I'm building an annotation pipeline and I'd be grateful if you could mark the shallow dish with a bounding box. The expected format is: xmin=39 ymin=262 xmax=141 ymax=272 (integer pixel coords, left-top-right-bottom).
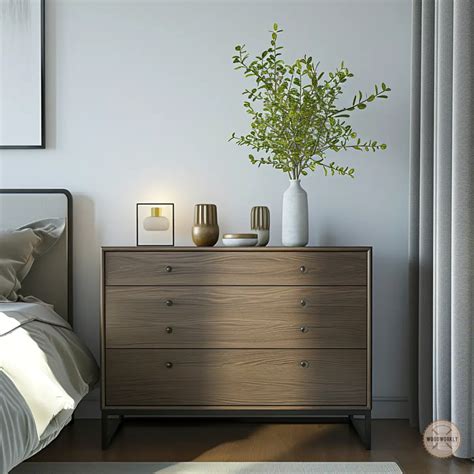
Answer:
xmin=222 ymin=233 xmax=258 ymax=247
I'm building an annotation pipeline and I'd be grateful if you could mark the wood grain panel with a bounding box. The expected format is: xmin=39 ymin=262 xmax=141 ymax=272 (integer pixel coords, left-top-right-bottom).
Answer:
xmin=105 ymin=251 xmax=367 ymax=286
xmin=105 ymin=286 xmax=366 ymax=349
xmin=105 ymin=349 xmax=367 ymax=407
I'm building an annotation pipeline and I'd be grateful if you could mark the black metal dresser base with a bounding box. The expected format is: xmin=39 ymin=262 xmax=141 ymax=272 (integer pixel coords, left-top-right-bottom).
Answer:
xmin=101 ymin=409 xmax=372 ymax=450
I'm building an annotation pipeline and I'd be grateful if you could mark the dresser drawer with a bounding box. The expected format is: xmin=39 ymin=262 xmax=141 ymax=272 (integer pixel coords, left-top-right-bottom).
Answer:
xmin=105 ymin=251 xmax=367 ymax=286
xmin=105 ymin=286 xmax=367 ymax=349
xmin=105 ymin=349 xmax=367 ymax=407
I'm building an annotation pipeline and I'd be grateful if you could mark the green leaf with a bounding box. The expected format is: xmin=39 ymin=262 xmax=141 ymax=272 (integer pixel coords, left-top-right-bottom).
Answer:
xmin=273 ymin=23 xmax=278 ymax=31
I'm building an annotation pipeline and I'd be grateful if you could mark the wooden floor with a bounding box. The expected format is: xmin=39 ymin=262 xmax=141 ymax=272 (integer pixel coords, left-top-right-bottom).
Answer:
xmin=30 ymin=419 xmax=473 ymax=473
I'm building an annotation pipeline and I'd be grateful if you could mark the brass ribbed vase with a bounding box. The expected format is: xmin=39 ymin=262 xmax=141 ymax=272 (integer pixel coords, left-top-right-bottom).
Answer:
xmin=192 ymin=204 xmax=219 ymax=247
xmin=251 ymin=206 xmax=270 ymax=246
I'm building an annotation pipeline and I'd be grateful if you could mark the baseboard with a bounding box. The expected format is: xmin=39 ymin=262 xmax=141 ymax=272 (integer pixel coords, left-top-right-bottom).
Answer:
xmin=372 ymin=397 xmax=408 ymax=419
xmin=76 ymin=393 xmax=408 ymax=420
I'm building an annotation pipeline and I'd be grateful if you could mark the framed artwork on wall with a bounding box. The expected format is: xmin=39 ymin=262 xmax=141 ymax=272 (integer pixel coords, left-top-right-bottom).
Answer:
xmin=136 ymin=203 xmax=175 ymax=246
xmin=0 ymin=0 xmax=45 ymax=148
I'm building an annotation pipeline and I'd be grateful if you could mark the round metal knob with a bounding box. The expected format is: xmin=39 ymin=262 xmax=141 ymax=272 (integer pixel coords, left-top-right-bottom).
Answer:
xmin=300 ymin=299 xmax=306 ymax=307
xmin=166 ymin=362 xmax=173 ymax=368
xmin=300 ymin=326 xmax=308 ymax=333
xmin=300 ymin=360 xmax=309 ymax=368
xmin=165 ymin=327 xmax=173 ymax=334
xmin=300 ymin=265 xmax=306 ymax=273
xmin=165 ymin=300 xmax=173 ymax=307
xmin=165 ymin=265 xmax=172 ymax=273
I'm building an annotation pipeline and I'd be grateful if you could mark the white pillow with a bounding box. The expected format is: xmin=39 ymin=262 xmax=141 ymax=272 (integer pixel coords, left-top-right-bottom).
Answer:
xmin=0 ymin=218 xmax=65 ymax=301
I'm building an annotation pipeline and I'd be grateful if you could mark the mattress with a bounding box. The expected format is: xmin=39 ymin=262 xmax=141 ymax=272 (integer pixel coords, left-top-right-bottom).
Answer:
xmin=0 ymin=302 xmax=99 ymax=474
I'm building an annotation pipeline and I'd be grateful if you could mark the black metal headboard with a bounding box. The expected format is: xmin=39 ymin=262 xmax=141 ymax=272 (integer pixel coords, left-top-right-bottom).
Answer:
xmin=0 ymin=189 xmax=73 ymax=327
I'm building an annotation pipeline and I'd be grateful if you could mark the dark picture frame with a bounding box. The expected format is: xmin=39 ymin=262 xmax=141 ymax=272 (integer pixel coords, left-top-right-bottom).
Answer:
xmin=136 ymin=202 xmax=175 ymax=247
xmin=0 ymin=0 xmax=45 ymax=149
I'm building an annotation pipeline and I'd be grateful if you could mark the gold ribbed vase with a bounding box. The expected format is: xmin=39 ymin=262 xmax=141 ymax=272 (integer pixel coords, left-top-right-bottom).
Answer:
xmin=251 ymin=206 xmax=270 ymax=246
xmin=192 ymin=204 xmax=219 ymax=247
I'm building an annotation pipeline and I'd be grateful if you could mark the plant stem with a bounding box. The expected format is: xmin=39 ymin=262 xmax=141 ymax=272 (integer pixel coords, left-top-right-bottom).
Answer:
xmin=331 ymin=90 xmax=388 ymax=117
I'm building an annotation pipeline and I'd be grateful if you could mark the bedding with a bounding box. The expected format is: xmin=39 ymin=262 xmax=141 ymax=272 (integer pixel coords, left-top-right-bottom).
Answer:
xmin=0 ymin=219 xmax=65 ymax=301
xmin=0 ymin=302 xmax=99 ymax=474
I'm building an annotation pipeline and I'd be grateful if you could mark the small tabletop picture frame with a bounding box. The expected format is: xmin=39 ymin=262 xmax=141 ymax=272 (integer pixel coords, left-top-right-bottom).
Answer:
xmin=136 ymin=203 xmax=174 ymax=246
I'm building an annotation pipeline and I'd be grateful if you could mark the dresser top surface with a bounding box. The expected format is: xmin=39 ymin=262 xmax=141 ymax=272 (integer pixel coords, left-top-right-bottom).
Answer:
xmin=102 ymin=246 xmax=372 ymax=252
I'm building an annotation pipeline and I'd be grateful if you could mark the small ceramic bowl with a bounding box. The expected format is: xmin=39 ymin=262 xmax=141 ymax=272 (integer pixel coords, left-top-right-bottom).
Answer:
xmin=222 ymin=233 xmax=258 ymax=247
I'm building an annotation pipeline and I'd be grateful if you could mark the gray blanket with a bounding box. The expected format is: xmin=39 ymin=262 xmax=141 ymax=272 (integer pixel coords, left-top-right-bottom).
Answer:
xmin=0 ymin=302 xmax=99 ymax=474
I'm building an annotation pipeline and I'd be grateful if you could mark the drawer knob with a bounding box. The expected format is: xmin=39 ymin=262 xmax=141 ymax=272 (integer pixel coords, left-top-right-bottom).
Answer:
xmin=166 ymin=362 xmax=173 ymax=368
xmin=165 ymin=326 xmax=173 ymax=334
xmin=165 ymin=300 xmax=173 ymax=307
xmin=300 ymin=265 xmax=306 ymax=273
xmin=300 ymin=299 xmax=306 ymax=307
xmin=165 ymin=265 xmax=173 ymax=273
xmin=300 ymin=360 xmax=309 ymax=368
xmin=300 ymin=326 xmax=308 ymax=333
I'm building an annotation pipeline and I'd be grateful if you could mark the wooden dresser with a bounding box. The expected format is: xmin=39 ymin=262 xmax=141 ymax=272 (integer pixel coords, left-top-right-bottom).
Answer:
xmin=101 ymin=247 xmax=372 ymax=448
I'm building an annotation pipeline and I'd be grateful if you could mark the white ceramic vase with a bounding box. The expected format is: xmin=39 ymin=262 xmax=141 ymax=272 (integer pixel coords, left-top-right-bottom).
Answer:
xmin=282 ymin=179 xmax=308 ymax=247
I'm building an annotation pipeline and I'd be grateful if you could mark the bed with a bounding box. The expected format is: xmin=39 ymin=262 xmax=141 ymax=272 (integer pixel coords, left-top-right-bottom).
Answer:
xmin=0 ymin=189 xmax=99 ymax=474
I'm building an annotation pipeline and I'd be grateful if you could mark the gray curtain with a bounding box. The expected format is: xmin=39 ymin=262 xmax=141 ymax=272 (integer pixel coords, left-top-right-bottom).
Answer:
xmin=409 ymin=0 xmax=474 ymax=459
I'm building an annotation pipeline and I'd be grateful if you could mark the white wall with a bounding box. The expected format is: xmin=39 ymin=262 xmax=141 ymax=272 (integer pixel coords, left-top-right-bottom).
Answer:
xmin=0 ymin=0 xmax=412 ymax=418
